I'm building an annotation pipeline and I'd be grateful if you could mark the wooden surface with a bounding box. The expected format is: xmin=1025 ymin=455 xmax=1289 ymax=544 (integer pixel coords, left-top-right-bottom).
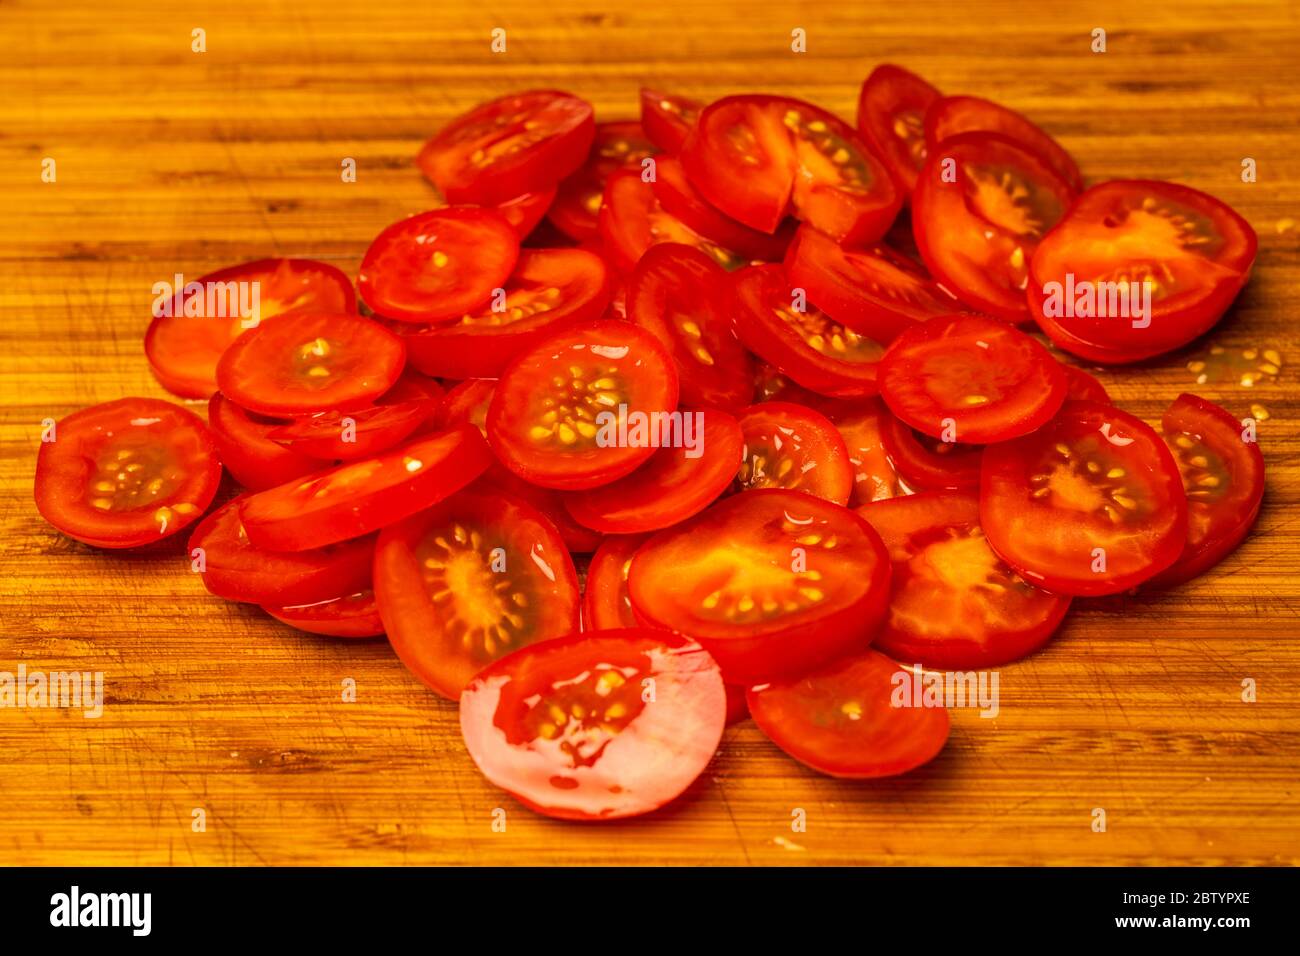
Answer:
xmin=2 ymin=0 xmax=1299 ymax=866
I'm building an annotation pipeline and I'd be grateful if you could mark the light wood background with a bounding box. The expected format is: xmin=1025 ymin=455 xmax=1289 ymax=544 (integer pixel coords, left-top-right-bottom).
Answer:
xmin=1 ymin=0 xmax=1298 ymax=865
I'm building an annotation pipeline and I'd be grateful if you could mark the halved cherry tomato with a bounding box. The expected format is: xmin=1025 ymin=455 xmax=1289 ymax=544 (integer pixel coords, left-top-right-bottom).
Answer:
xmin=784 ymin=225 xmax=960 ymax=342
xmin=681 ymin=94 xmax=902 ymax=244
xmin=640 ymin=88 xmax=702 ymax=153
xmin=628 ymin=488 xmax=891 ymax=683
xmin=396 ymin=248 xmax=611 ymax=379
xmin=626 ymin=243 xmax=754 ymax=411
xmin=879 ymin=313 xmax=1068 ymax=443
xmin=264 ymin=590 xmax=385 ymax=638
xmin=747 ymin=649 xmax=949 ymax=778
xmin=266 ymin=399 xmax=440 ymax=461
xmin=912 ymin=131 xmax=1076 ymax=320
xmin=1061 ymin=364 xmax=1112 ymax=404
xmin=357 ymin=207 xmax=519 ymax=324
xmin=495 ymin=187 xmax=558 ymax=239
xmin=981 ymin=400 xmax=1188 ymax=595
xmin=565 ymin=407 xmax=744 ymax=533
xmin=215 ymin=310 xmax=405 ymax=417
xmin=652 ymin=156 xmax=794 ymax=262
xmin=35 ymin=398 xmax=221 ymax=549
xmin=856 ymin=63 xmax=941 ymax=197
xmin=736 ymin=402 xmax=853 ymax=505
xmin=238 ymin=423 xmax=492 ymax=551
xmin=189 ymin=499 xmax=374 ymax=605
xmin=376 ymin=488 xmax=580 ymax=700
xmin=858 ymin=491 xmax=1071 ymax=668
xmin=460 ymin=628 xmax=725 ymax=820
xmin=144 ymin=258 xmax=356 ymax=399
xmin=416 ymin=90 xmax=595 ymax=204
xmin=1029 ymin=181 xmax=1258 ymax=362
xmin=811 ymin=397 xmax=899 ymax=506
xmin=597 ymin=168 xmax=745 ymax=273
xmin=487 ymin=319 xmax=679 ymax=490
xmin=880 ymin=412 xmax=983 ymax=491
xmin=1151 ymin=393 xmax=1265 ymax=587
xmin=583 ymin=533 xmax=648 ymax=630
xmin=548 ymin=122 xmax=656 ymax=242
xmin=731 ymin=264 xmax=885 ymax=398
xmin=207 ymin=393 xmax=320 ymax=491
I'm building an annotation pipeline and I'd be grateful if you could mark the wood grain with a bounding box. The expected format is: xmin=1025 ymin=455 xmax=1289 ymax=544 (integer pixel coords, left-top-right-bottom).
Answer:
xmin=2 ymin=0 xmax=1299 ymax=865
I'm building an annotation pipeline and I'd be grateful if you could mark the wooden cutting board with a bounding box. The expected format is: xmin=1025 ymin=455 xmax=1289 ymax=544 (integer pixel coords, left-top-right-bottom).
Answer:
xmin=2 ymin=0 xmax=1298 ymax=865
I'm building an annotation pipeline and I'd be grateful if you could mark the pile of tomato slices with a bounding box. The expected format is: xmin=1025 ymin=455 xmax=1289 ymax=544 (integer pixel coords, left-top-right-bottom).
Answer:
xmin=33 ymin=67 xmax=1268 ymax=821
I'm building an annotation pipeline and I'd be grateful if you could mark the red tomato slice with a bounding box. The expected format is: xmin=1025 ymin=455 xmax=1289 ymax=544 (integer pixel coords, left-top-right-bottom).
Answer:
xmin=583 ymin=533 xmax=649 ymax=630
xmin=357 ymin=207 xmax=519 ymax=324
xmin=435 ymin=377 xmax=496 ymax=433
xmin=752 ymin=361 xmax=822 ymax=406
xmin=496 ymin=187 xmax=557 ymax=239
xmin=681 ymin=94 xmax=902 ymax=243
xmin=486 ymin=319 xmax=680 ymax=490
xmin=264 ymin=590 xmax=385 ymax=638
xmin=1061 ymin=364 xmax=1112 ymax=404
xmin=856 ymin=63 xmax=942 ymax=197
xmin=238 ymin=423 xmax=492 ymax=551
xmin=878 ymin=313 xmax=1068 ymax=443
xmin=747 ymin=649 xmax=949 ymax=778
xmin=1029 ymin=181 xmax=1258 ymax=362
xmin=266 ymin=398 xmax=440 ymax=461
xmin=880 ymin=412 xmax=983 ymax=491
xmin=912 ymin=132 xmax=1076 ymax=320
xmin=858 ymin=491 xmax=1071 ymax=668
xmin=652 ymin=156 xmax=795 ymax=262
xmin=784 ymin=224 xmax=960 ymax=342
xmin=925 ymin=94 xmax=1083 ymax=192
xmin=548 ymin=122 xmax=656 ymax=242
xmin=416 ymin=90 xmax=595 ymax=204
xmin=207 ymin=393 xmax=320 ymax=491
xmin=626 ymin=243 xmax=755 ymax=411
xmin=981 ymin=400 xmax=1188 ymax=595
xmin=731 ymin=264 xmax=885 ymax=398
xmin=460 ymin=628 xmax=725 ymax=820
xmin=35 ymin=398 xmax=221 ymax=549
xmin=215 ymin=310 xmax=405 ymax=417
xmin=723 ymin=683 xmax=750 ymax=725
xmin=628 ymin=489 xmax=892 ymax=684
xmin=565 ymin=407 xmax=744 ymax=533
xmin=144 ymin=258 xmax=356 ymax=399
xmin=1151 ymin=393 xmax=1265 ymax=587
xmin=737 ymin=402 xmax=854 ymax=505
xmin=640 ymin=88 xmax=702 ymax=153
xmin=189 ymin=498 xmax=375 ymax=605
xmin=396 ymin=248 xmax=611 ymax=379
xmin=811 ymin=397 xmax=899 ymax=506
xmin=376 ymin=488 xmax=580 ymax=700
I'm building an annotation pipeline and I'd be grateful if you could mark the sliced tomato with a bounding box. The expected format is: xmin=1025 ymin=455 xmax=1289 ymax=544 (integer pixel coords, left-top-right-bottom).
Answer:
xmin=416 ymin=90 xmax=595 ymax=204
xmin=640 ymin=88 xmax=702 ymax=153
xmin=460 ymin=628 xmax=725 ymax=820
xmin=747 ymin=649 xmax=949 ymax=778
xmin=811 ymin=397 xmax=899 ymax=506
xmin=238 ymin=423 xmax=492 ymax=551
xmin=597 ymin=168 xmax=745 ymax=273
xmin=723 ymin=683 xmax=750 ymax=725
xmin=912 ymin=131 xmax=1076 ymax=320
xmin=856 ymin=63 xmax=942 ymax=197
xmin=565 ymin=407 xmax=744 ymax=533
xmin=376 ymin=488 xmax=580 ymax=700
xmin=880 ymin=412 xmax=983 ymax=491
xmin=207 ymin=393 xmax=320 ymax=491
xmin=980 ymin=400 xmax=1188 ymax=595
xmin=496 ymin=187 xmax=558 ymax=239
xmin=486 ymin=319 xmax=679 ymax=490
xmin=435 ymin=377 xmax=496 ymax=433
xmin=736 ymin=402 xmax=853 ymax=505
xmin=1029 ymin=181 xmax=1258 ymax=362
xmin=1062 ymin=364 xmax=1112 ymax=404
xmin=374 ymin=370 xmax=446 ymax=434
xmin=752 ymin=361 xmax=822 ymax=406
xmin=548 ymin=122 xmax=656 ymax=242
xmin=583 ymin=533 xmax=649 ymax=630
xmin=626 ymin=243 xmax=754 ymax=411
xmin=266 ymin=399 xmax=440 ymax=461
xmin=731 ymin=264 xmax=885 ymax=398
xmin=263 ymin=590 xmax=385 ymax=638
xmin=628 ymin=489 xmax=892 ymax=683
xmin=652 ymin=156 xmax=795 ymax=262
xmin=144 ymin=258 xmax=356 ymax=399
xmin=858 ymin=491 xmax=1071 ymax=668
xmin=925 ymin=94 xmax=1083 ymax=192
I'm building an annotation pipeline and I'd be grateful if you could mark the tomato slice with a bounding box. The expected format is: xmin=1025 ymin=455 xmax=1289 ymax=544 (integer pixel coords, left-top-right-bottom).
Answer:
xmin=396 ymin=248 xmax=611 ymax=379
xmin=215 ymin=310 xmax=405 ymax=417
xmin=912 ymin=131 xmax=1076 ymax=320
xmin=565 ymin=407 xmax=744 ymax=533
xmin=266 ymin=398 xmax=440 ymax=461
xmin=878 ymin=313 xmax=1068 ymax=443
xmin=981 ymin=400 xmax=1188 ymax=595
xmin=1062 ymin=364 xmax=1112 ymax=404
xmin=548 ymin=122 xmax=656 ymax=242
xmin=880 ymin=412 xmax=983 ymax=491
xmin=752 ymin=361 xmax=822 ymax=406
xmin=238 ymin=423 xmax=492 ymax=551
xmin=357 ymin=207 xmax=519 ymax=324
xmin=640 ymin=88 xmax=702 ymax=153
xmin=681 ymin=94 xmax=902 ymax=243
xmin=435 ymin=377 xmax=496 ymax=433
xmin=495 ymin=187 xmax=557 ymax=240
xmin=626 ymin=243 xmax=754 ymax=411
xmin=376 ymin=488 xmax=580 ymax=700
xmin=189 ymin=499 xmax=375 ymax=605
xmin=144 ymin=258 xmax=356 ymax=399
xmin=747 ymin=649 xmax=949 ymax=778
xmin=856 ymin=63 xmax=942 ymax=197
xmin=858 ymin=491 xmax=1071 ymax=668
xmin=811 ymin=397 xmax=899 ymax=506
xmin=207 ymin=393 xmax=320 ymax=491
xmin=583 ymin=533 xmax=648 ymax=630
xmin=35 ymin=398 xmax=221 ymax=548
xmin=1151 ymin=393 xmax=1265 ymax=587
xmin=652 ymin=156 xmax=795 ymax=262
xmin=784 ymin=224 xmax=960 ymax=342
xmin=731 ymin=264 xmax=885 ymax=398
xmin=628 ymin=489 xmax=892 ymax=683
xmin=925 ymin=94 xmax=1083 ymax=192
xmin=1029 ymin=181 xmax=1258 ymax=362
xmin=264 ymin=590 xmax=385 ymax=639
xmin=597 ymin=168 xmax=745 ymax=273
xmin=487 ymin=319 xmax=680 ymax=490
xmin=416 ymin=89 xmax=595 ymax=204
xmin=460 ymin=627 xmax=725 ymax=820
xmin=736 ymin=402 xmax=853 ymax=505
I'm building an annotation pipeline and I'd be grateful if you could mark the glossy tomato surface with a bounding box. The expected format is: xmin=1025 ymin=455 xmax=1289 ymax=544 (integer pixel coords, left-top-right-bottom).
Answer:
xmin=597 ymin=168 xmax=745 ymax=273
xmin=266 ymin=398 xmax=440 ymax=462
xmin=640 ymin=88 xmax=702 ymax=153
xmin=264 ymin=590 xmax=385 ymax=638
xmin=736 ymin=402 xmax=854 ymax=504
xmin=582 ymin=533 xmax=649 ymax=630
xmin=856 ymin=63 xmax=942 ymax=197
xmin=925 ymin=94 xmax=1083 ymax=192
xmin=548 ymin=122 xmax=656 ymax=242
xmin=207 ymin=393 xmax=320 ymax=491
xmin=812 ymin=397 xmax=900 ymax=506
xmin=880 ymin=412 xmax=983 ymax=492
xmin=652 ymin=156 xmax=794 ymax=262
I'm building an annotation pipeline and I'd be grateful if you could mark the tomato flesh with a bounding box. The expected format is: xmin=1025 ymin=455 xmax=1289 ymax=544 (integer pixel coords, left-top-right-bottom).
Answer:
xmin=652 ymin=156 xmax=795 ymax=262
xmin=548 ymin=122 xmax=656 ymax=242
xmin=880 ymin=412 xmax=983 ymax=492
xmin=598 ymin=168 xmax=745 ymax=273
xmin=856 ymin=64 xmax=941 ymax=198
xmin=266 ymin=398 xmax=440 ymax=461
xmin=925 ymin=94 xmax=1083 ymax=192
xmin=736 ymin=402 xmax=854 ymax=505
xmin=811 ymin=397 xmax=899 ymax=506
xmin=640 ymin=88 xmax=702 ymax=153
xmin=207 ymin=393 xmax=320 ymax=491
xmin=1062 ymin=364 xmax=1112 ymax=404
xmin=264 ymin=590 xmax=385 ymax=638
xmin=583 ymin=534 xmax=649 ymax=630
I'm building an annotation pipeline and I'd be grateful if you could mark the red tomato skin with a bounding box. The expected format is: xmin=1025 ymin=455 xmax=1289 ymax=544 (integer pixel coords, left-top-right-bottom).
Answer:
xmin=856 ymin=64 xmax=942 ymax=198
xmin=597 ymin=168 xmax=740 ymax=274
xmin=1061 ymin=364 xmax=1112 ymax=404
xmin=640 ymin=88 xmax=702 ymax=153
xmin=263 ymin=591 xmax=386 ymax=638
xmin=582 ymin=533 xmax=649 ymax=631
xmin=266 ymin=399 xmax=441 ymax=462
xmin=737 ymin=401 xmax=855 ymax=505
xmin=496 ymin=187 xmax=558 ymax=240
xmin=652 ymin=156 xmax=795 ymax=262
xmin=879 ymin=412 xmax=983 ymax=492
xmin=723 ymin=683 xmax=750 ymax=725
xmin=207 ymin=393 xmax=321 ymax=491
